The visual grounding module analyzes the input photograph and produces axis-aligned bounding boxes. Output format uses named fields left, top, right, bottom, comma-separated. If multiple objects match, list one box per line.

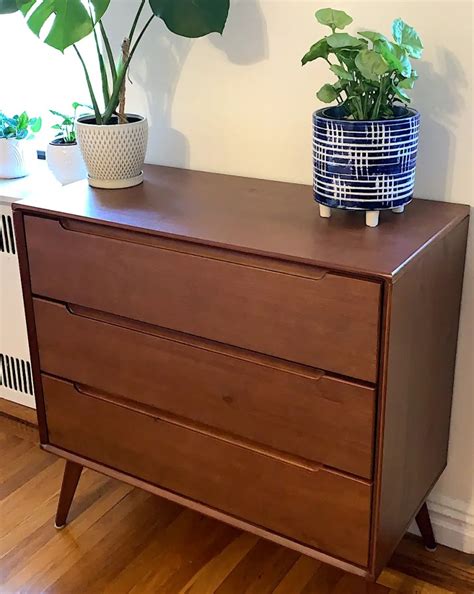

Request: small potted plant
left=302, top=8, right=423, bottom=227
left=0, top=111, right=42, bottom=179
left=46, top=103, right=88, bottom=185
left=4, top=0, right=231, bottom=189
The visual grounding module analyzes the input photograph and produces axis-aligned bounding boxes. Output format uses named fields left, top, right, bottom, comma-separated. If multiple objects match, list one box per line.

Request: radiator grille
left=0, top=354, right=34, bottom=396
left=0, top=214, right=16, bottom=254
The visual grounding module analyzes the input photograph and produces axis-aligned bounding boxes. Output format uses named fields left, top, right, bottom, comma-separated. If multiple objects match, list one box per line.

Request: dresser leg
left=415, top=502, right=437, bottom=551
left=55, top=460, right=83, bottom=529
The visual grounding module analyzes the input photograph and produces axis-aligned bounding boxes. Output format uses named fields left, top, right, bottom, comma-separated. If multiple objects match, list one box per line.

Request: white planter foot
left=393, top=205, right=405, bottom=213
left=319, top=204, right=332, bottom=218
left=366, top=211, right=380, bottom=228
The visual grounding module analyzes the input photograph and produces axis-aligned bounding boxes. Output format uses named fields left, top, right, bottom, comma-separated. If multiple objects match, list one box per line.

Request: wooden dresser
left=13, top=165, right=469, bottom=580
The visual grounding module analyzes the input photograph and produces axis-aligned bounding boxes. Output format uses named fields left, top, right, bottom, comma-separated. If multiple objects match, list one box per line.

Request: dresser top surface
left=14, top=164, right=469, bottom=279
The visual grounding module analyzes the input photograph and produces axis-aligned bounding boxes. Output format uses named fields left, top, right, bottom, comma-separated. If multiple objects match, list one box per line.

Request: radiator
left=0, top=166, right=59, bottom=408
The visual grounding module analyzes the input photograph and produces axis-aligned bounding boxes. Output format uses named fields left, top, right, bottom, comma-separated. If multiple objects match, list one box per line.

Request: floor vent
left=0, top=354, right=34, bottom=396
left=0, top=214, right=16, bottom=255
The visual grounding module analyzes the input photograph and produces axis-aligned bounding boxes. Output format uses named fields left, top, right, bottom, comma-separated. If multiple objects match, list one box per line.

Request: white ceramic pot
left=46, top=141, right=87, bottom=185
left=76, top=114, right=148, bottom=189
left=0, top=138, right=36, bottom=179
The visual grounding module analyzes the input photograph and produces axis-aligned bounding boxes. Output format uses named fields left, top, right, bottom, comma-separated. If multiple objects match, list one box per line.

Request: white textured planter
left=76, top=114, right=148, bottom=189
left=0, top=139, right=36, bottom=179
left=46, top=141, right=87, bottom=185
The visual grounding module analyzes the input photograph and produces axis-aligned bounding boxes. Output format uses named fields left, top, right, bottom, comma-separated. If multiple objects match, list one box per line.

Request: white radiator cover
left=0, top=166, right=59, bottom=408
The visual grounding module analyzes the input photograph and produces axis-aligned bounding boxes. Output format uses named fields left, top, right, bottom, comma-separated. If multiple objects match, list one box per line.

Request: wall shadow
left=103, top=0, right=267, bottom=169
left=413, top=49, right=467, bottom=201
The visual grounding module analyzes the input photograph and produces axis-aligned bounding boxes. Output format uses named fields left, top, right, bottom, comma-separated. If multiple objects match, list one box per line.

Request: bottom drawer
left=43, top=375, right=371, bottom=566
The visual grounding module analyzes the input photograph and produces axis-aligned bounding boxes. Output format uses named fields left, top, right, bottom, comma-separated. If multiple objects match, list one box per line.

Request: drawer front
left=43, top=375, right=371, bottom=566
left=35, top=298, right=375, bottom=478
left=26, top=216, right=380, bottom=382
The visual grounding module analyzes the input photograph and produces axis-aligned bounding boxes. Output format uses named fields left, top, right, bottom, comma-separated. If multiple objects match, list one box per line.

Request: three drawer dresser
left=13, top=165, right=469, bottom=580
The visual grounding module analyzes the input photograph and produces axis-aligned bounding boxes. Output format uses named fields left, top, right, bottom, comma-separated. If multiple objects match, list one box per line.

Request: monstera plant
left=1, top=0, right=230, bottom=188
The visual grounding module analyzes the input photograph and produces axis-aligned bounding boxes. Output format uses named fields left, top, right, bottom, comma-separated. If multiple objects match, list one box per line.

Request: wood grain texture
left=12, top=165, right=469, bottom=279
left=34, top=298, right=375, bottom=478
left=25, top=216, right=381, bottom=382
left=372, top=218, right=470, bottom=575
left=0, top=418, right=462, bottom=594
left=42, top=374, right=372, bottom=567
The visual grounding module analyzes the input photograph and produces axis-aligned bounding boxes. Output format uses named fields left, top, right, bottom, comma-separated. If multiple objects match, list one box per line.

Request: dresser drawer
left=43, top=374, right=371, bottom=566
left=35, top=298, right=375, bottom=478
left=25, top=216, right=380, bottom=382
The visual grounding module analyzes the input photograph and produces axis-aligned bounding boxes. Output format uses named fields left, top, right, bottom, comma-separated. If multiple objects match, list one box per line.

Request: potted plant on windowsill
left=302, top=8, right=423, bottom=227
left=3, top=0, right=230, bottom=189
left=46, top=103, right=88, bottom=185
left=0, top=111, right=42, bottom=179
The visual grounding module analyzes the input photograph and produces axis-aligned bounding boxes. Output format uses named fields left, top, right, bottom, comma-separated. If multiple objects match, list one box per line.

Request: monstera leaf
left=0, top=0, right=19, bottom=13
left=149, top=0, right=230, bottom=38
left=17, top=0, right=110, bottom=51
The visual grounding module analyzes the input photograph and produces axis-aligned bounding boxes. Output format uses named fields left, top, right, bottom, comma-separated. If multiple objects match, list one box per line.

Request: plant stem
left=87, top=0, right=110, bottom=107
left=118, top=37, right=130, bottom=123
left=99, top=21, right=117, bottom=84
left=73, top=45, right=102, bottom=124
left=129, top=0, right=146, bottom=44
left=101, top=15, right=155, bottom=123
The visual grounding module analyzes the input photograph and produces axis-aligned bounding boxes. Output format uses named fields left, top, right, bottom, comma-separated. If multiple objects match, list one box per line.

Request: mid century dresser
left=13, top=165, right=469, bottom=580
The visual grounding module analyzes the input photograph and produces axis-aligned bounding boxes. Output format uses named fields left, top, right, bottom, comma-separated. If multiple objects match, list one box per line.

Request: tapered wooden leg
left=55, top=460, right=83, bottom=529
left=415, top=502, right=437, bottom=551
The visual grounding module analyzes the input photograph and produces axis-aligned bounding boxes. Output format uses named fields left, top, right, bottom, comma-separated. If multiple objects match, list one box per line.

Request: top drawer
left=25, top=216, right=381, bottom=382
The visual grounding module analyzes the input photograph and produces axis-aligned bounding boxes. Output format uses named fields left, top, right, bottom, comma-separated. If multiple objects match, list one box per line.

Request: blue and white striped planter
left=313, top=106, right=420, bottom=227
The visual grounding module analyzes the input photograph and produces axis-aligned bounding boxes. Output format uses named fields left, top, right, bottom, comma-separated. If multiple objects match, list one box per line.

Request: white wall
left=104, top=0, right=474, bottom=552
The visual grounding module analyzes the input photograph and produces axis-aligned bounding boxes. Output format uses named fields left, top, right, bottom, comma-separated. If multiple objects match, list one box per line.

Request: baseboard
left=0, top=397, right=38, bottom=426
left=409, top=495, right=474, bottom=554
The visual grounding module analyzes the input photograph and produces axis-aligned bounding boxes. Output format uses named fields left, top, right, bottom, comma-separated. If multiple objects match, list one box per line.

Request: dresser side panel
left=372, top=217, right=469, bottom=575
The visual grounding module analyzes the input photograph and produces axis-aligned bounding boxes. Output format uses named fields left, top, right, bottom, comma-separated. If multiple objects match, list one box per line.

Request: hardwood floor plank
left=44, top=493, right=181, bottom=593
left=378, top=569, right=456, bottom=594
left=214, top=539, right=300, bottom=594
left=2, top=475, right=132, bottom=592
left=272, top=555, right=322, bottom=593
left=181, top=532, right=259, bottom=594
left=389, top=535, right=474, bottom=594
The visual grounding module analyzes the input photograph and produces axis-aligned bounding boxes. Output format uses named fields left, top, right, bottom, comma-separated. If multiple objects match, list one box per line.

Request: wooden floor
left=1, top=416, right=472, bottom=594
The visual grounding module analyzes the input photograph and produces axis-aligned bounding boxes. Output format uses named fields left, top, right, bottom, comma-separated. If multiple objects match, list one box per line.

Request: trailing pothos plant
left=302, top=8, right=423, bottom=120
left=0, top=111, right=42, bottom=139
left=1, top=0, right=230, bottom=125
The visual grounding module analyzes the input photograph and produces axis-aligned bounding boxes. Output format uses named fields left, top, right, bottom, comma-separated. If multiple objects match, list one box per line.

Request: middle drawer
left=34, top=298, right=375, bottom=478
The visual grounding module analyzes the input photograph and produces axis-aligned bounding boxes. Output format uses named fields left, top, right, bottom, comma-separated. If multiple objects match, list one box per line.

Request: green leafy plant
left=302, top=8, right=423, bottom=120
left=0, top=111, right=42, bottom=139
left=50, top=102, right=91, bottom=144
left=2, top=0, right=230, bottom=125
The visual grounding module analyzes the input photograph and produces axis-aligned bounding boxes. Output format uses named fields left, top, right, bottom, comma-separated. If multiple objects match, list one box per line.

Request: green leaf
left=315, top=8, right=352, bottom=30
left=0, top=0, right=19, bottom=13
left=392, top=18, right=423, bottom=58
left=316, top=83, right=338, bottom=103
left=358, top=30, right=388, bottom=43
left=330, top=63, right=353, bottom=80
left=394, top=85, right=411, bottom=102
left=301, top=38, right=329, bottom=65
left=375, top=40, right=411, bottom=77
left=51, top=124, right=62, bottom=130
left=326, top=32, right=364, bottom=48
left=29, top=116, right=42, bottom=132
left=355, top=49, right=389, bottom=81
left=149, top=0, right=230, bottom=38
left=20, top=0, right=110, bottom=51
left=398, top=70, right=418, bottom=89
left=18, top=112, right=29, bottom=129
